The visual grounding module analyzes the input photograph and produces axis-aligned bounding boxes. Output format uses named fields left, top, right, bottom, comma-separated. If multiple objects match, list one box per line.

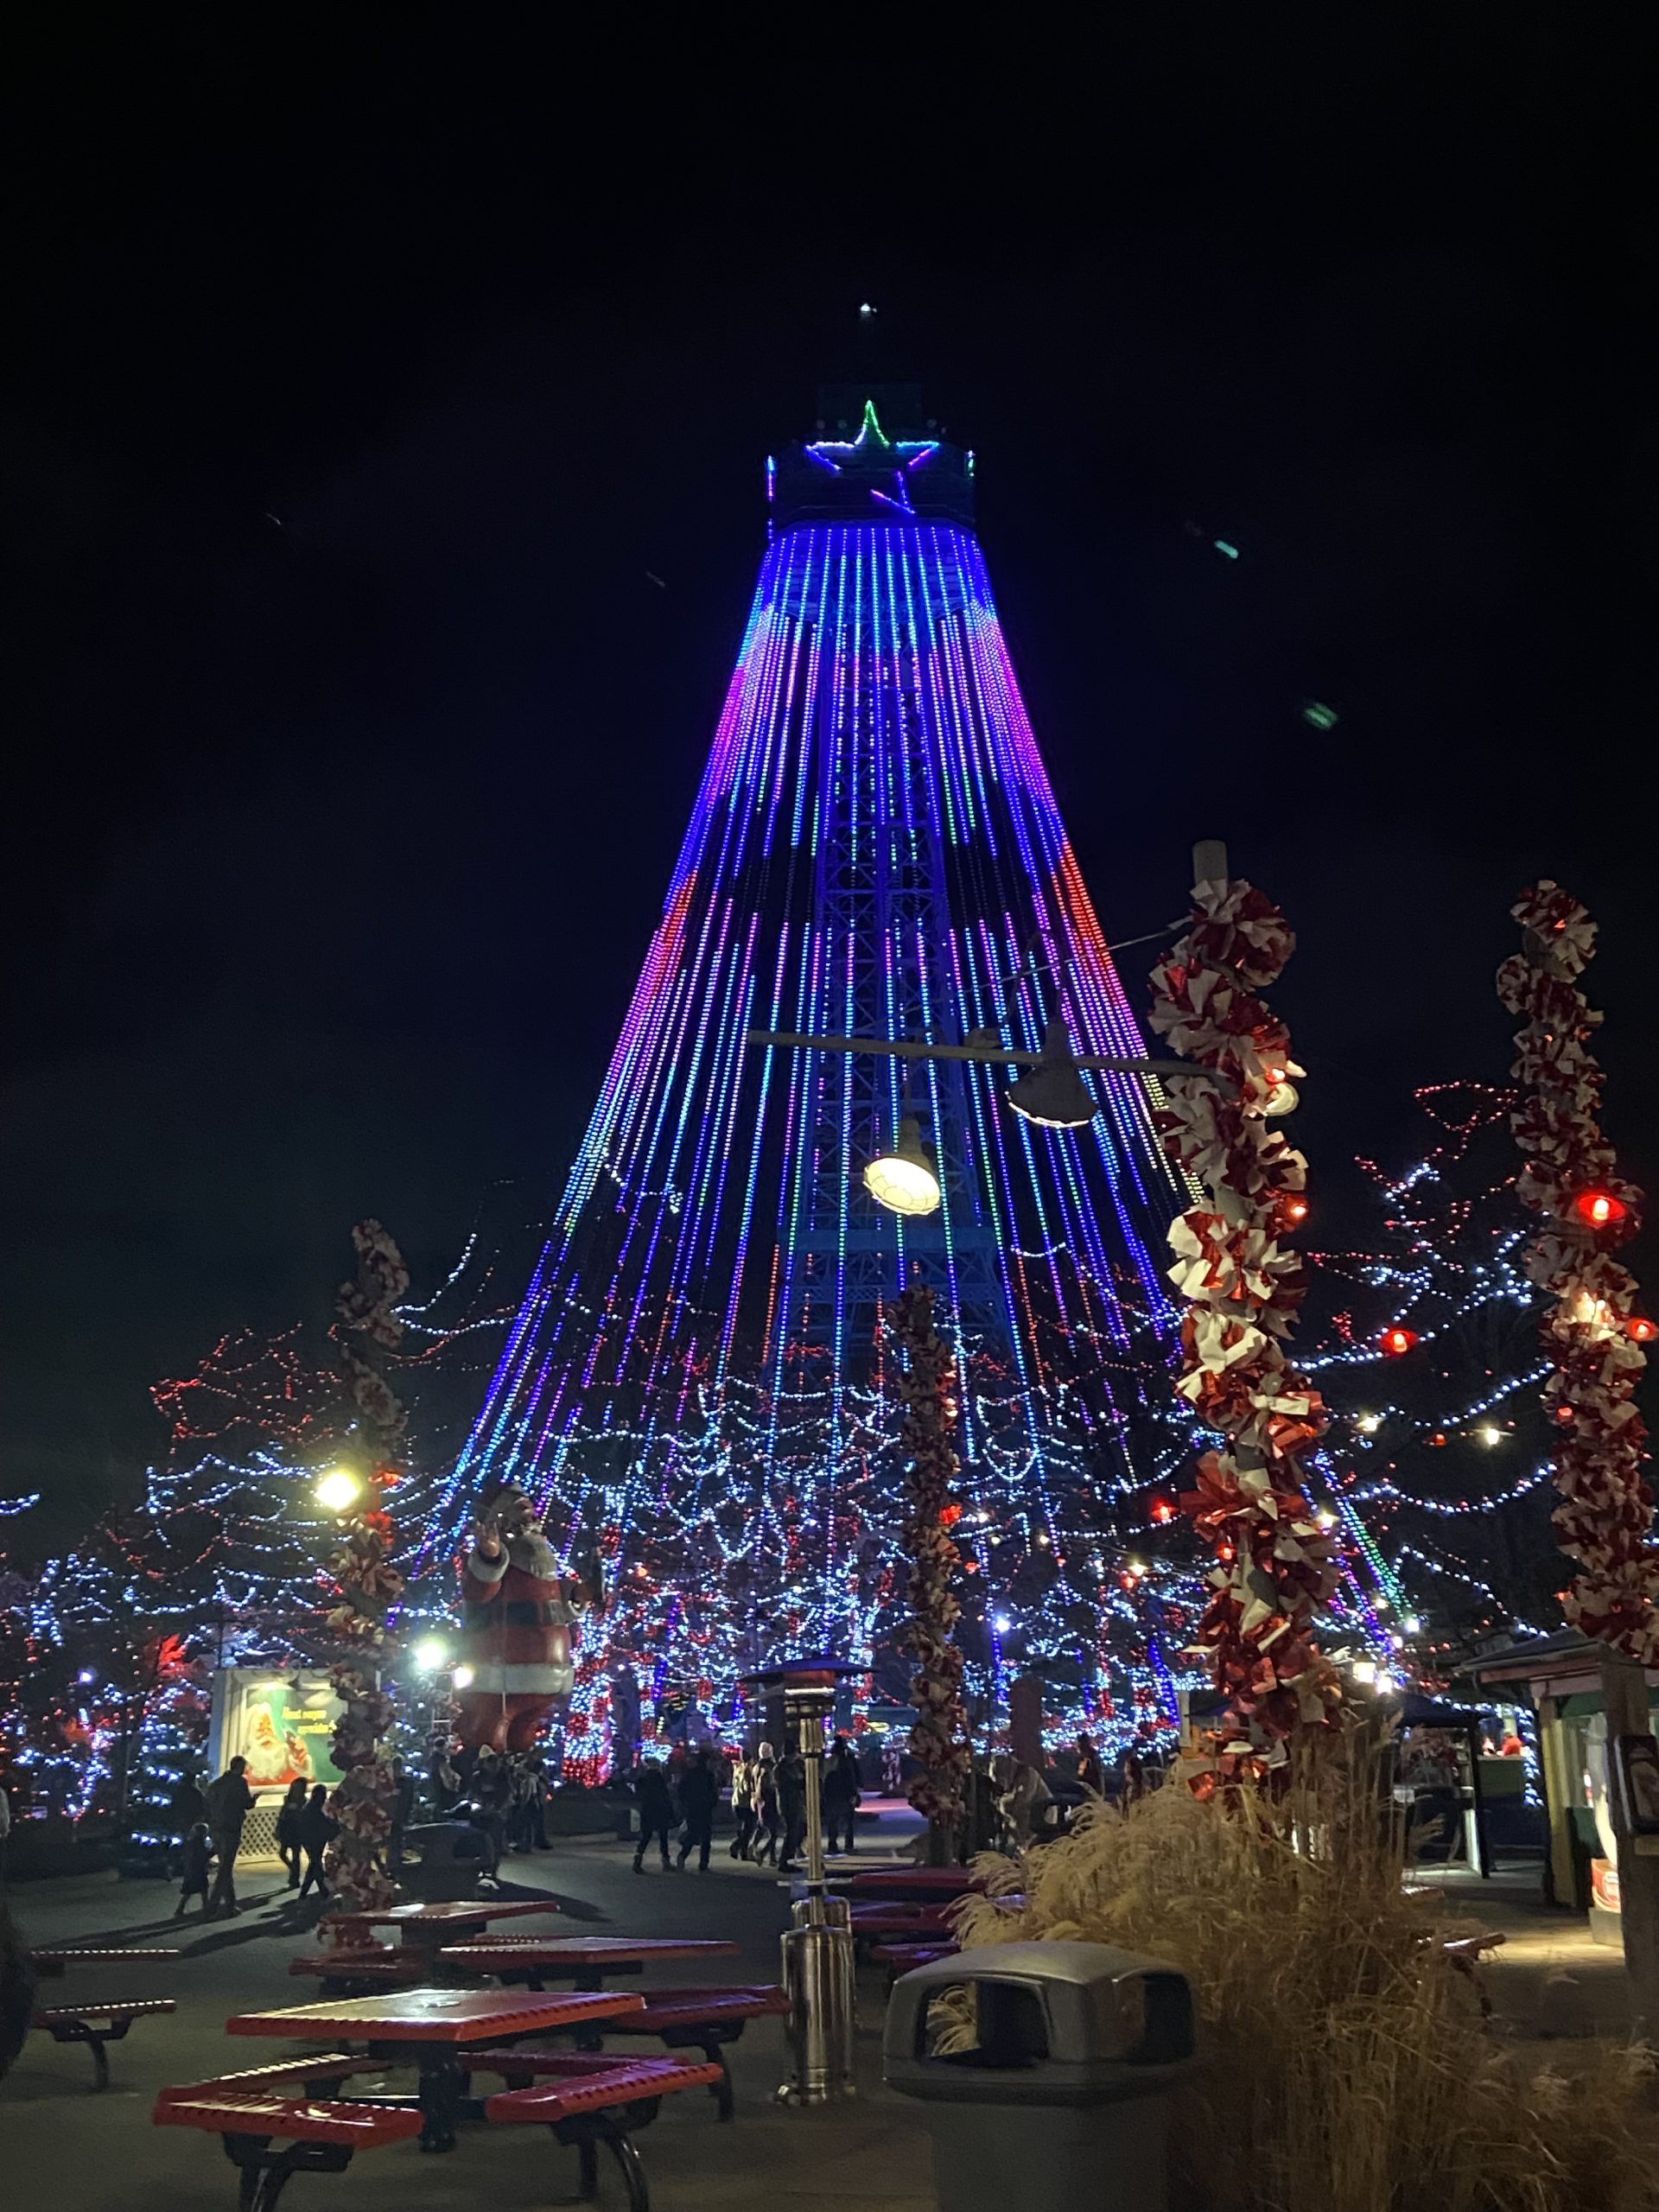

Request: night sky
left=3, top=20, right=1653, bottom=1552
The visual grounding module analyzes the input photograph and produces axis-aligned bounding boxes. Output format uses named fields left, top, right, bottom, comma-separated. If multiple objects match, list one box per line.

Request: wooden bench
left=33, top=1996, right=177, bottom=2089
left=156, top=2058, right=421, bottom=2212
left=602, top=1985, right=788, bottom=2119
left=480, top=2051, right=724, bottom=2212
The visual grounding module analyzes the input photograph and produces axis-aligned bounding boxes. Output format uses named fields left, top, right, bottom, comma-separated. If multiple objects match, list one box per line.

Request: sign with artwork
left=208, top=1668, right=343, bottom=1798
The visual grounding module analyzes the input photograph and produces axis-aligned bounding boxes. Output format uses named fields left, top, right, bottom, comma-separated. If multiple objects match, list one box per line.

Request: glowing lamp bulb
left=1573, top=1187, right=1628, bottom=1230
left=1149, top=1492, right=1176, bottom=1524
left=451, top=1664, right=475, bottom=1690
left=315, top=1466, right=364, bottom=1514
left=1476, top=1422, right=1503, bottom=1448
left=1378, top=1326, right=1418, bottom=1357
left=862, top=1116, right=942, bottom=1217
left=1630, top=1316, right=1658, bottom=1343
left=1282, top=1195, right=1308, bottom=1224
left=1355, top=1412, right=1382, bottom=1436
left=993, top=1613, right=1011, bottom=1634
left=412, top=1637, right=450, bottom=1674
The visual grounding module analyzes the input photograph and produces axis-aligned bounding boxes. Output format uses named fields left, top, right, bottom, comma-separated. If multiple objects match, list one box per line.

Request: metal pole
left=777, top=1690, right=857, bottom=2106
left=746, top=1029, right=1218, bottom=1083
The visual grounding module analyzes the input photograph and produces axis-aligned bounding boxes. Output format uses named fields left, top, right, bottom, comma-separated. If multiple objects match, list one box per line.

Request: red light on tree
left=1282, top=1195, right=1309, bottom=1224
left=1629, top=1315, right=1657, bottom=1344
left=1572, top=1187, right=1628, bottom=1230
left=1148, top=1491, right=1176, bottom=1524
left=1379, top=1326, right=1418, bottom=1357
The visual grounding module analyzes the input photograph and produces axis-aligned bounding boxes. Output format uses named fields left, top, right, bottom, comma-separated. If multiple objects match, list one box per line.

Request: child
left=175, top=1821, right=214, bottom=1918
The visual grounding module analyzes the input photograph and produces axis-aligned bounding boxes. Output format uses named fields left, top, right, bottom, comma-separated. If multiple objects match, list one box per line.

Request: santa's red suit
left=455, top=1523, right=580, bottom=1755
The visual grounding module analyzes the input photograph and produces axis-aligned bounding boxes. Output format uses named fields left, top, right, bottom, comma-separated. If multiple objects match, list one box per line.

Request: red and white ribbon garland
left=1147, top=872, right=1341, bottom=1777
left=1497, top=881, right=1658, bottom=1661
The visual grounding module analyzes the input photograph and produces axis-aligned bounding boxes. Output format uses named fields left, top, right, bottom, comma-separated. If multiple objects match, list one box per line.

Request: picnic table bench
left=29, top=1948, right=182, bottom=2088
left=158, top=2006, right=720, bottom=2211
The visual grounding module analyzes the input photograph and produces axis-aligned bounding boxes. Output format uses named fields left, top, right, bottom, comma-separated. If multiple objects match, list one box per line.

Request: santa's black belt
left=463, top=1599, right=563, bottom=1629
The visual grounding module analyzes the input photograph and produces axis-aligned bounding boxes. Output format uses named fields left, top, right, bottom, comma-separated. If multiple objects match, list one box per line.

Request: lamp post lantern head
left=1005, top=1022, right=1096, bottom=1129
left=862, top=1116, right=942, bottom=1216
left=315, top=1465, right=365, bottom=1515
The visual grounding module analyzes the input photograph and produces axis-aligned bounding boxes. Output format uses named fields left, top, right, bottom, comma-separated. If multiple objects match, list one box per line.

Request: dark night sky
left=3, top=18, right=1655, bottom=1550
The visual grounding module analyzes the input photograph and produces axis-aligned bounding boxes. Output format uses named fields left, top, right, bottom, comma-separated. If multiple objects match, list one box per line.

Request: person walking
left=750, top=1743, right=781, bottom=1866
left=202, top=1756, right=254, bottom=1918
left=777, top=1747, right=807, bottom=1871
left=728, top=1751, right=757, bottom=1859
left=275, top=1778, right=307, bottom=1888
left=296, top=1785, right=336, bottom=1899
left=1075, top=1732, right=1106, bottom=1797
left=174, top=1821, right=214, bottom=1918
left=390, top=1758, right=415, bottom=1870
left=823, top=1736, right=861, bottom=1854
left=677, top=1746, right=719, bottom=1872
left=996, top=1754, right=1052, bottom=1848
left=632, top=1758, right=676, bottom=1872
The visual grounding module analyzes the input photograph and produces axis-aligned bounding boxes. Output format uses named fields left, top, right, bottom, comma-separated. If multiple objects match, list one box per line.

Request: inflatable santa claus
left=455, top=1487, right=597, bottom=1755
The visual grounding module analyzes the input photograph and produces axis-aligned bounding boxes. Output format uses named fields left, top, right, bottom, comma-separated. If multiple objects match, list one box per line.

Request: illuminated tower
left=438, top=387, right=1192, bottom=1764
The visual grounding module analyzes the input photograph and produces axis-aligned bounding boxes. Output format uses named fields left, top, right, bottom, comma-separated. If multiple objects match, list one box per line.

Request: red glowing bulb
left=1283, top=1196, right=1309, bottom=1224
left=1572, top=1187, right=1629, bottom=1230
left=1149, top=1492, right=1176, bottom=1524
left=1379, top=1326, right=1419, bottom=1357
left=1629, top=1315, right=1657, bottom=1343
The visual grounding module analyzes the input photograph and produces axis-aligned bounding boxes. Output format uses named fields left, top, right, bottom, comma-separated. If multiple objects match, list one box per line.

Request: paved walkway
left=3, top=1824, right=936, bottom=2212
left=2, top=1832, right=1636, bottom=2209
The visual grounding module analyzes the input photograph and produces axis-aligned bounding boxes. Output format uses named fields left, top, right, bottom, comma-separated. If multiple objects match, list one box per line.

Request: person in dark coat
left=202, top=1757, right=254, bottom=1918
left=632, top=1759, right=676, bottom=1872
left=822, top=1737, right=861, bottom=1853
left=777, top=1749, right=807, bottom=1870
left=0, top=1903, right=35, bottom=2084
left=676, top=1747, right=720, bottom=1872
left=275, top=1778, right=308, bottom=1887
left=1075, top=1733, right=1106, bottom=1797
left=296, top=1785, right=336, bottom=1899
left=175, top=1821, right=214, bottom=1918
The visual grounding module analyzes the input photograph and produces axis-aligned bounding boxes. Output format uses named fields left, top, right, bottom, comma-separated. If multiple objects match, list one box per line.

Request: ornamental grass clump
left=950, top=1729, right=1656, bottom=2212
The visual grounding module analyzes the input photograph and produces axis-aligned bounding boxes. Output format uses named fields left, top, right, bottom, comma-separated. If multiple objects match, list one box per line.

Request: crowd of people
left=73, top=1718, right=1160, bottom=1924
left=622, top=1732, right=863, bottom=1873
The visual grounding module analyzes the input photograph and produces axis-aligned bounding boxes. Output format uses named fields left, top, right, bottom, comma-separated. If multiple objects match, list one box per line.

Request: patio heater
left=741, top=1659, right=861, bottom=2105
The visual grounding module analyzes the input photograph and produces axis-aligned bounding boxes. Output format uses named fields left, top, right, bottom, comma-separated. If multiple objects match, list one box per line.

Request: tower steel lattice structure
left=435, top=387, right=1196, bottom=1767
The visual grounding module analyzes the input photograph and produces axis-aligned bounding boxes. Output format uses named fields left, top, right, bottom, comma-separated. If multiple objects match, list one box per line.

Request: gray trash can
left=883, top=1941, right=1194, bottom=2212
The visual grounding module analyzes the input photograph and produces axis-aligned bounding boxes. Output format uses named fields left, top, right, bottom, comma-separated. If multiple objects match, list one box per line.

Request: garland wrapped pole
left=889, top=1283, right=971, bottom=1861
left=1147, top=841, right=1341, bottom=1786
left=1497, top=880, right=1659, bottom=2033
left=321, top=1220, right=410, bottom=1923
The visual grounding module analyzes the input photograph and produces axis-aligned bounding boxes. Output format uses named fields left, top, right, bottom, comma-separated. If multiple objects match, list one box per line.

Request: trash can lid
left=883, top=1939, right=1194, bottom=2072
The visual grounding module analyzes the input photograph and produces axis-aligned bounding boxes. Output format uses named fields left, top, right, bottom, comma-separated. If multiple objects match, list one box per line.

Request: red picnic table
left=845, top=1865, right=987, bottom=1899
left=326, top=1897, right=563, bottom=1961
left=226, top=1984, right=642, bottom=2152
left=439, top=1935, right=741, bottom=1993
left=31, top=1946, right=181, bottom=1980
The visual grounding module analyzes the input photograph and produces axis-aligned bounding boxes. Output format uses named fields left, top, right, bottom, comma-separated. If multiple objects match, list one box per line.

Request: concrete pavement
left=2, top=1824, right=937, bottom=2212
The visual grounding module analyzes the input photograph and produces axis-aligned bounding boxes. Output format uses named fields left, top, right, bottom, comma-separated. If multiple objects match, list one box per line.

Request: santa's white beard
left=506, top=1531, right=560, bottom=1580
